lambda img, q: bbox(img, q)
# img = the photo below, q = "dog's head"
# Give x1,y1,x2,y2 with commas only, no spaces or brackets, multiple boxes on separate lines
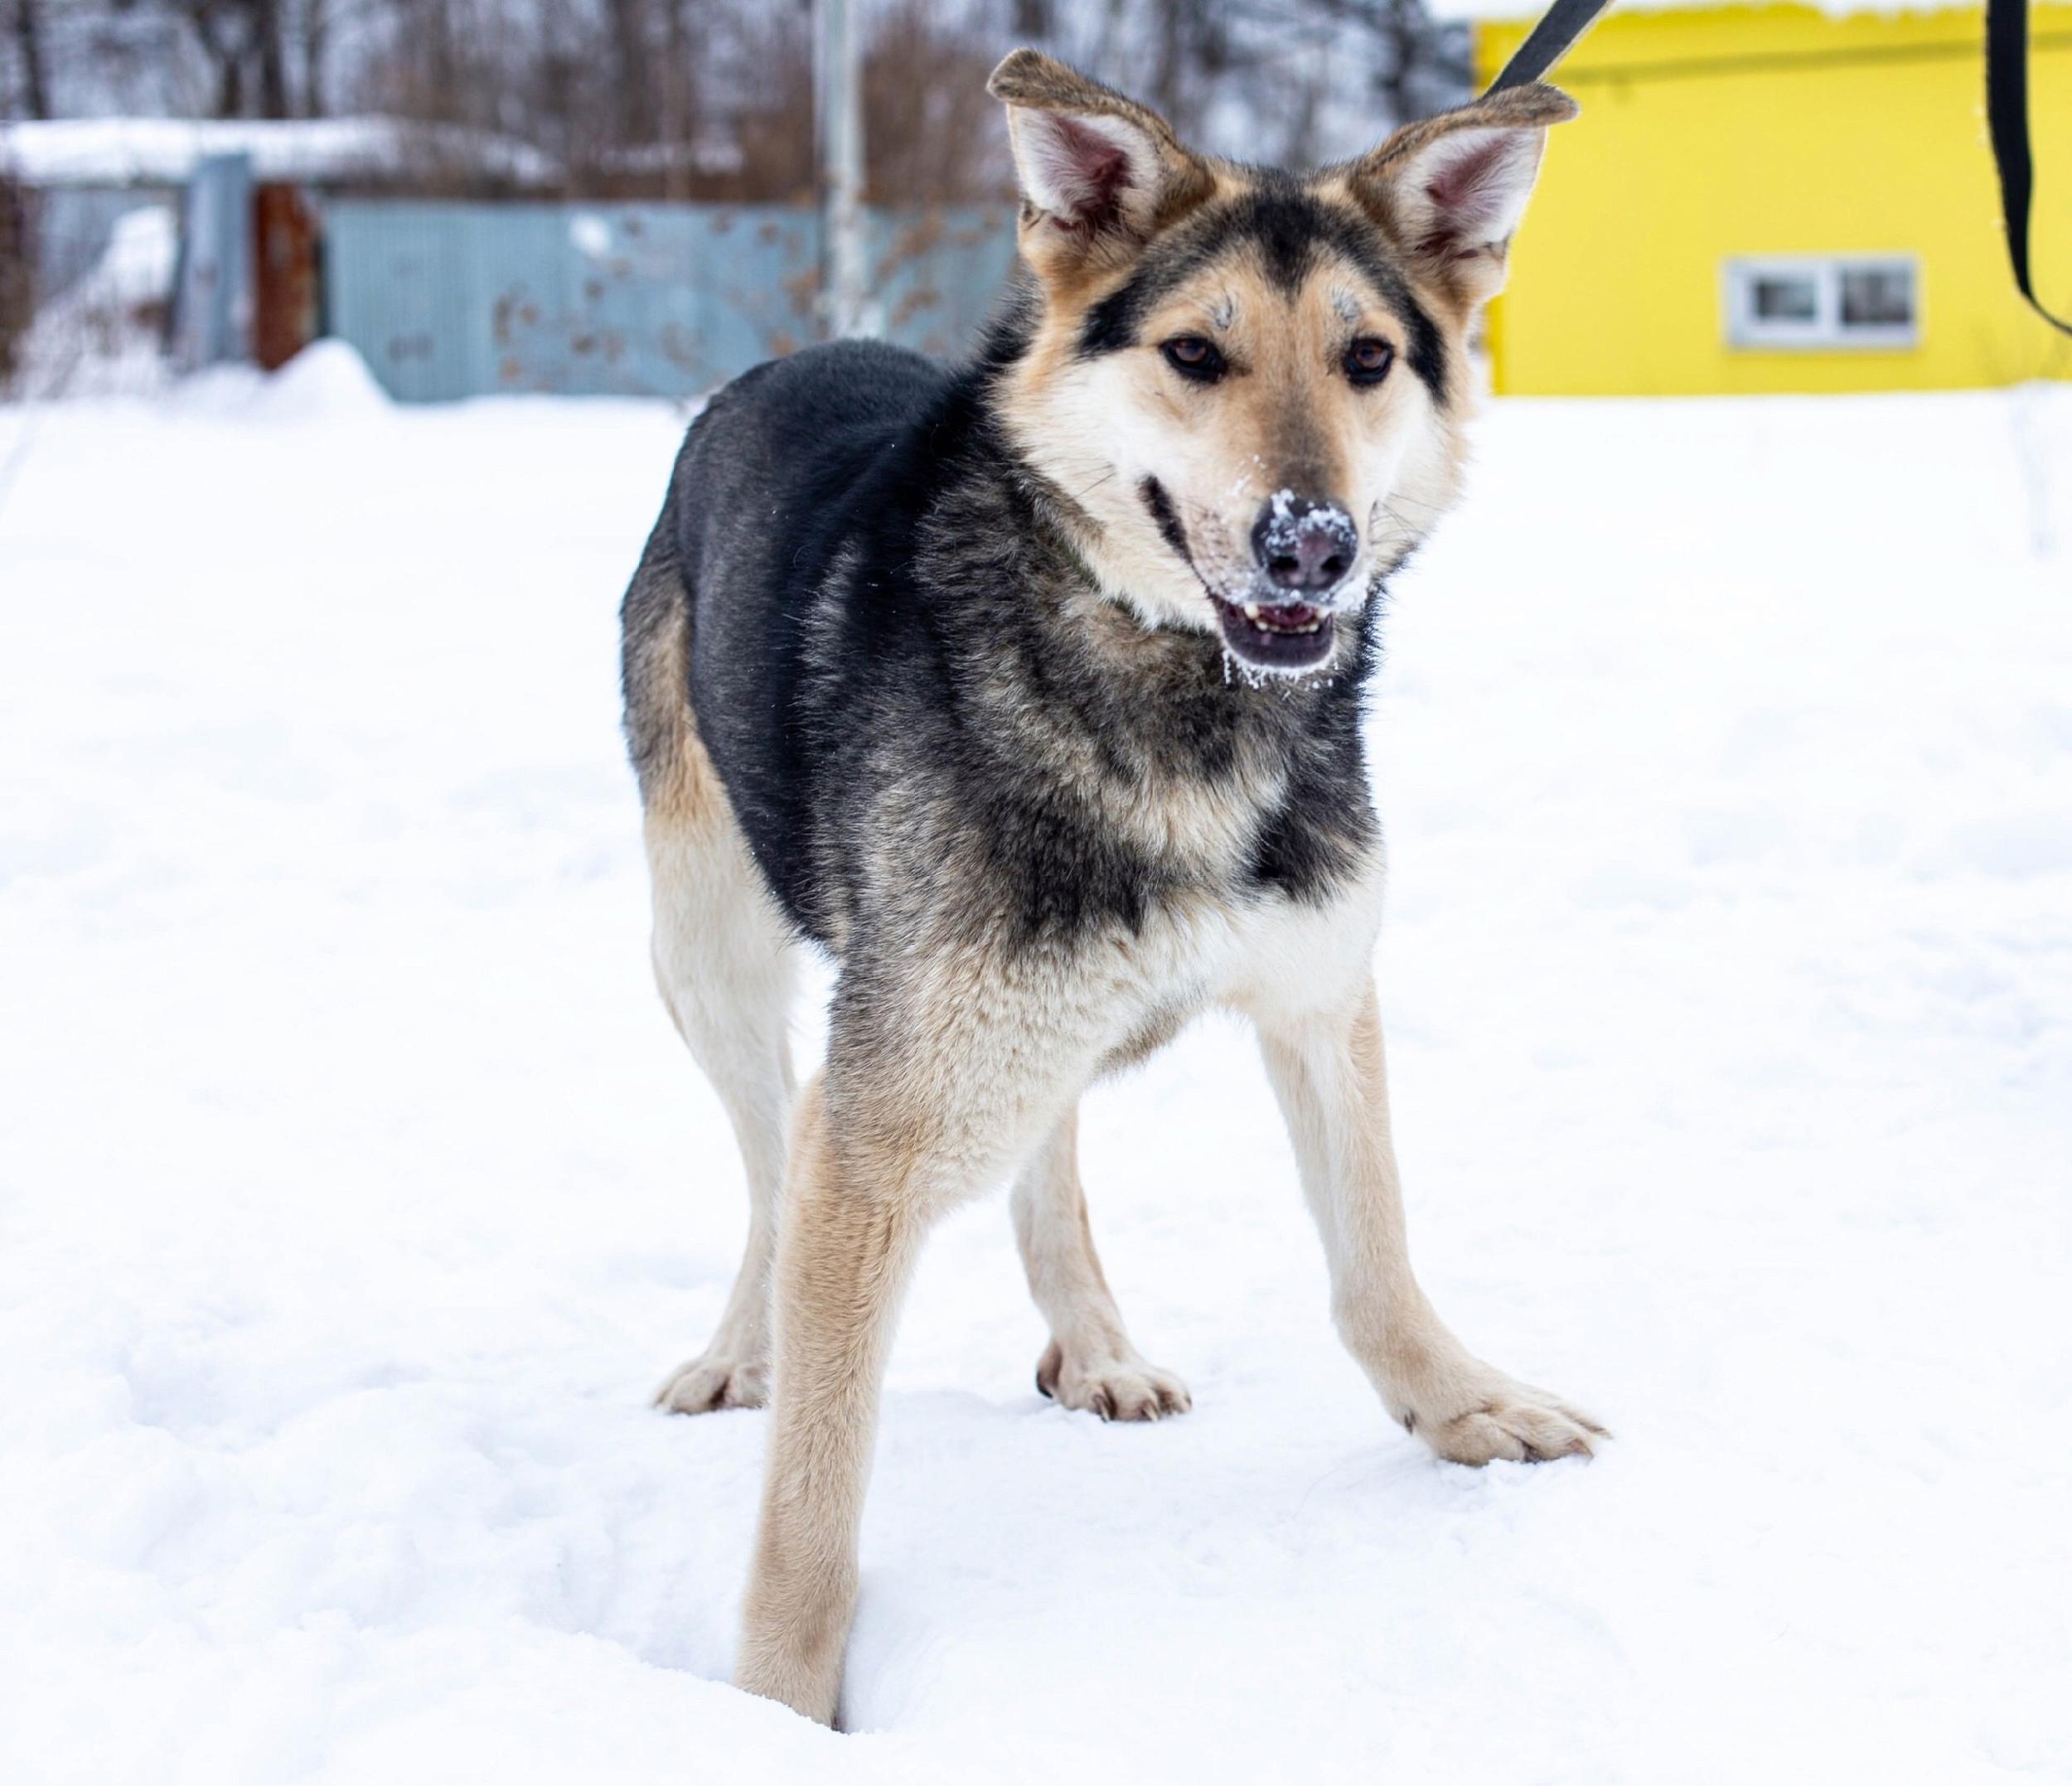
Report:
989,51,1576,677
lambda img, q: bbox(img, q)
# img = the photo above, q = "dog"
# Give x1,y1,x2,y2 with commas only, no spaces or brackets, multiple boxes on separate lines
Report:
620,49,1604,1725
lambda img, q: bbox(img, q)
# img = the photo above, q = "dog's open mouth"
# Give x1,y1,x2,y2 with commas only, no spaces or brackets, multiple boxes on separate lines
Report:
1212,597,1337,673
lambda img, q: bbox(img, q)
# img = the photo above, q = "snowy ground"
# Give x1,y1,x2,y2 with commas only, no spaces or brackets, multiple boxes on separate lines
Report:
3,348,2070,1784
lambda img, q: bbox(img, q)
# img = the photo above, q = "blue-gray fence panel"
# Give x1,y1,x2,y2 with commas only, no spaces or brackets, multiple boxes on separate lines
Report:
322,201,1020,401
168,155,252,374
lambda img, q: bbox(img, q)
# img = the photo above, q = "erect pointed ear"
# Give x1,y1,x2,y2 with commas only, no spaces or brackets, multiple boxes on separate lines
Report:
1349,83,1578,307
988,48,1214,282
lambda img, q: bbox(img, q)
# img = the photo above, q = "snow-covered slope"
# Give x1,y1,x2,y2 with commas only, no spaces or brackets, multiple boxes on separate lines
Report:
2,354,2068,1784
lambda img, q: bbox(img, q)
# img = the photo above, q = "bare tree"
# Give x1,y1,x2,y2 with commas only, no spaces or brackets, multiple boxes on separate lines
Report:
656,0,702,200
0,0,1458,198
605,0,657,148
1227,0,1469,129
10,0,50,118
861,0,1011,206
0,169,33,388
171,0,294,119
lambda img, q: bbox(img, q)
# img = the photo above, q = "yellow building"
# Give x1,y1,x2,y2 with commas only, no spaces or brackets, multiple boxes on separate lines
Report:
1453,0,2072,393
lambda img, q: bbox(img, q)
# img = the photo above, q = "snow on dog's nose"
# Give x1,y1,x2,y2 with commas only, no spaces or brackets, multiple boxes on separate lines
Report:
1251,494,1358,595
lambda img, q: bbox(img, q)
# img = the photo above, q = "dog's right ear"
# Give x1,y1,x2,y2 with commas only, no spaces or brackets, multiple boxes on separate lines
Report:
989,49,1213,282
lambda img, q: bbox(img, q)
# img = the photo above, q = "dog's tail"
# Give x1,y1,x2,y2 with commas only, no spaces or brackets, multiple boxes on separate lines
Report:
619,515,696,811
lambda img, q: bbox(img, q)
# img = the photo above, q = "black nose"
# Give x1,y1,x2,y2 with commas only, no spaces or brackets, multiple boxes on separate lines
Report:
1251,496,1358,593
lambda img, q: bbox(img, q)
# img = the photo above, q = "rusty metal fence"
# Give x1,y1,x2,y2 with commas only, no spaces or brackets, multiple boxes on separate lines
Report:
322,201,1019,401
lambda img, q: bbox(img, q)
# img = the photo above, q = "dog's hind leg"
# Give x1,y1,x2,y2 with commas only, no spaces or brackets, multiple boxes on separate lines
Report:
627,545,797,1415
644,757,796,1414
1014,1105,1190,1421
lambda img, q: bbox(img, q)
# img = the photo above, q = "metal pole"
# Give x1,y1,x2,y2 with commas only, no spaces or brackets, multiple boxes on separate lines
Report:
814,0,875,339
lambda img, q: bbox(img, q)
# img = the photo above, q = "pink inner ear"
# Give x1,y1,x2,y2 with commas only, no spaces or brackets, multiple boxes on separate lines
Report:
1420,133,1529,255
1034,114,1136,231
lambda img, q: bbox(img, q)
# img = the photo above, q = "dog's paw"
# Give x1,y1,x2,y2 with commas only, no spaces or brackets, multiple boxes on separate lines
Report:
1035,1338,1192,1421
654,1350,769,1415
1407,1371,1607,1465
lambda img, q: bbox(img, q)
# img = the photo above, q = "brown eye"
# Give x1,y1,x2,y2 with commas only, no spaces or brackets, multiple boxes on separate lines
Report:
1345,337,1395,385
1161,336,1227,382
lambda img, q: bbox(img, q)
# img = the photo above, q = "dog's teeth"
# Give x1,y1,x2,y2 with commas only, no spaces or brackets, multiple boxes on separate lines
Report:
1243,603,1261,620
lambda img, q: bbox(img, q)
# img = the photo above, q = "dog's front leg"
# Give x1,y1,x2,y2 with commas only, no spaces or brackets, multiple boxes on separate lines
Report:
733,988,1087,1725
1014,1106,1191,1421
732,1069,926,1724
1257,982,1606,1464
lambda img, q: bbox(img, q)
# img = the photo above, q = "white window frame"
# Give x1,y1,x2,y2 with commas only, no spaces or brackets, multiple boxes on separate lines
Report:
1723,255,1921,351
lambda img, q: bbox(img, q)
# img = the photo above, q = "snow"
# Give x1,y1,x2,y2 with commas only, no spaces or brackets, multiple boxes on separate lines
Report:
241,339,396,421
2,352,2070,1784
0,116,555,190
8,202,178,403
76,203,178,309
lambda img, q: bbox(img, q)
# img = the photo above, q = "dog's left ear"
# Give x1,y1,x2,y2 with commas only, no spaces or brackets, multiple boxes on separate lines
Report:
1348,83,1578,307
989,48,1214,282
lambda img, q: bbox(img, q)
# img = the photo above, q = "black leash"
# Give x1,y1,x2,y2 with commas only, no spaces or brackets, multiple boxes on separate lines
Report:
1486,0,2070,337
1985,0,2072,335
1485,0,1612,90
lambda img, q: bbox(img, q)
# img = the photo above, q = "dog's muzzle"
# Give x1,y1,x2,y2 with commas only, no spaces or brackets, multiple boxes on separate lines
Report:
1214,496,1359,673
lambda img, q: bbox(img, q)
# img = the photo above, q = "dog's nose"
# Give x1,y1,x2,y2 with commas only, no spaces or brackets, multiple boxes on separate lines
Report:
1251,496,1358,593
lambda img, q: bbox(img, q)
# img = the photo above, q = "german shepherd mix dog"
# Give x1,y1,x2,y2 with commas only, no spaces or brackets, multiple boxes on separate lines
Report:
621,50,1604,1724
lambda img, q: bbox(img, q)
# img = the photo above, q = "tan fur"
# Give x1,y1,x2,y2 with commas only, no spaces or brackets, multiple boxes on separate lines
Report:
986,48,1219,284
1341,85,1580,311
1015,1107,1191,1421
1251,982,1608,1464
963,590,1291,871
638,578,797,1415
986,74,1581,646
632,54,1597,1729
733,1073,922,1725
717,849,1600,1722
734,957,1116,1725
997,178,1474,654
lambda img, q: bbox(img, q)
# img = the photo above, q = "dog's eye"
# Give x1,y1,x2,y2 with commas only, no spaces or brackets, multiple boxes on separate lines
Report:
1344,337,1396,386
1161,336,1227,383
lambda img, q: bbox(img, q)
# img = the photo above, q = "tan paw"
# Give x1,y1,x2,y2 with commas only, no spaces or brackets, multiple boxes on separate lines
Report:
654,1350,769,1414
1408,1373,1608,1465
1035,1338,1192,1421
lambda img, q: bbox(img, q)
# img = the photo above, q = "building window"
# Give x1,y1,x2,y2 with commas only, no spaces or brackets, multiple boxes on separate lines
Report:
1724,257,1920,350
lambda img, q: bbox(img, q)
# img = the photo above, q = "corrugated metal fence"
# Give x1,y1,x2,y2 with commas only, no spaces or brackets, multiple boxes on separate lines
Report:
324,201,1019,401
